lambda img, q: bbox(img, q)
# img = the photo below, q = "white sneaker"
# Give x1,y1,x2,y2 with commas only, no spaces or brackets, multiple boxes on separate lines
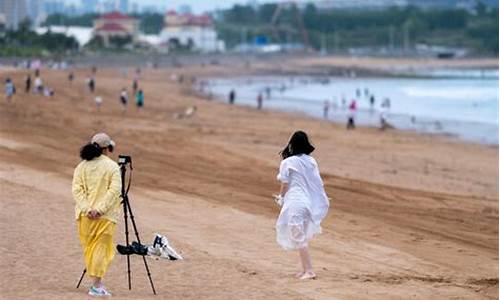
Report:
88,286,112,297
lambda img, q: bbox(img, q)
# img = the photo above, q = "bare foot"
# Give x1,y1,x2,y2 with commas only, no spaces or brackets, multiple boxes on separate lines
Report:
294,271,304,278
299,271,316,280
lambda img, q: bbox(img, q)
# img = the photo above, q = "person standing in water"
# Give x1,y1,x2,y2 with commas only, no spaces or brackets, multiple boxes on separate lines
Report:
347,99,357,129
275,131,329,280
228,89,235,105
323,100,330,119
257,93,263,110
369,95,375,111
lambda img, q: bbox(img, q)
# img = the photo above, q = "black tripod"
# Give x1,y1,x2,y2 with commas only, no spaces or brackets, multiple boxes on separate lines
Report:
76,155,156,295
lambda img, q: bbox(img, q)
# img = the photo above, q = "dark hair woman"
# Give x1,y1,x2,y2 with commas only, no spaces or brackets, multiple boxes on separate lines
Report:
72,133,121,296
275,130,329,280
280,130,315,159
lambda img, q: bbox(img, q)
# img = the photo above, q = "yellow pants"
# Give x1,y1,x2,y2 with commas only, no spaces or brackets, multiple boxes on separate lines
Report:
78,216,116,278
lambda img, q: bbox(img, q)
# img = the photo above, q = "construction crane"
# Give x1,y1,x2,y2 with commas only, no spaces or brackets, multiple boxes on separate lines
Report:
270,1,311,50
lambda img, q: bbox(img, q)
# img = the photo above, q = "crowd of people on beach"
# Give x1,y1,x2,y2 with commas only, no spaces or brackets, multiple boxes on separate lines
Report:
216,80,393,131
3,64,148,113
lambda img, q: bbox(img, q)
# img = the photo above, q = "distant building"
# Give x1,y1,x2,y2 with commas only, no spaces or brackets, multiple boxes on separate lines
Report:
93,11,138,46
26,0,43,26
159,10,225,52
0,13,5,31
0,0,28,30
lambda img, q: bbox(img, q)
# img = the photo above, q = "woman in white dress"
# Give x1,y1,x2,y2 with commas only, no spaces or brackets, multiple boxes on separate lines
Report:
275,131,329,279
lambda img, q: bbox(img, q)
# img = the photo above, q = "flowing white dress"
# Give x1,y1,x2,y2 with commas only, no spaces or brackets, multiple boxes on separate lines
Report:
276,154,329,250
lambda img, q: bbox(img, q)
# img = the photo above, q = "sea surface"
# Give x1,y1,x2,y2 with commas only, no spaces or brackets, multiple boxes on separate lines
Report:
204,73,499,145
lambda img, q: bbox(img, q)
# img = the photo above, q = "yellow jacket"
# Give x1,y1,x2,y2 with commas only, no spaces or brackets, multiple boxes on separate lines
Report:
72,155,121,223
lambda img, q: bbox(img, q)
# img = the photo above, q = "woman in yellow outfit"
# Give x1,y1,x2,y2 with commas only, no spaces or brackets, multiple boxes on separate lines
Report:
72,133,121,297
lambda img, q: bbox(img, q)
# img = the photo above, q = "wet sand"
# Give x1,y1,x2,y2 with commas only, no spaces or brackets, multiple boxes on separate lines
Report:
0,64,498,299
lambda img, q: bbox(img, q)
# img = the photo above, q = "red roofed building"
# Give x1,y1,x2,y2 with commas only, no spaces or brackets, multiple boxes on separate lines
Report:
93,11,138,46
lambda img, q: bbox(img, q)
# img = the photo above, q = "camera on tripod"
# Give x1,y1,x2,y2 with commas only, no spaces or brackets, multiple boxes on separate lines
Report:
118,155,132,165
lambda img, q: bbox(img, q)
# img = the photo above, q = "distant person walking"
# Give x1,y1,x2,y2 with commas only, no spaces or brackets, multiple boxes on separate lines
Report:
25,74,31,93
135,89,144,109
68,71,75,84
228,89,235,105
94,96,102,111
72,133,120,297
347,99,357,129
323,100,330,119
119,88,128,112
257,93,263,110
34,75,43,94
5,78,15,102
275,131,329,280
132,78,138,94
88,76,96,93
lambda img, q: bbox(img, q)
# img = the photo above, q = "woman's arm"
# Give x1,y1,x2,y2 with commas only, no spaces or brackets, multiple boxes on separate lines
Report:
279,182,289,197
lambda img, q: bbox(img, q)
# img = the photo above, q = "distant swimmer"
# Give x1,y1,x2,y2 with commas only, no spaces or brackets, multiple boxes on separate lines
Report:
228,89,235,105
25,74,31,93
347,99,357,129
4,78,16,102
257,93,263,110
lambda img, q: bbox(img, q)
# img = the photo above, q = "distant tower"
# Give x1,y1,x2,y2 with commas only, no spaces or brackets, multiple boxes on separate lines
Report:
119,0,128,13
0,0,28,30
27,0,42,27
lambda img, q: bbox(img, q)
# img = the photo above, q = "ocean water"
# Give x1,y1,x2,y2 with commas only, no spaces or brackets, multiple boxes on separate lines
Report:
205,75,499,145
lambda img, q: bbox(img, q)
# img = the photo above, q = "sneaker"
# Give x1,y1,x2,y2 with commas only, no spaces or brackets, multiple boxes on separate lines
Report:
88,285,112,297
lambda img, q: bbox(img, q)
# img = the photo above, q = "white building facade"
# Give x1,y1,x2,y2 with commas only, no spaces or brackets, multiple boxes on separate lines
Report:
159,11,224,53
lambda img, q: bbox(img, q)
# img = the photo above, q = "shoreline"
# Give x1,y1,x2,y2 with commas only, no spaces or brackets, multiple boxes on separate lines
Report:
195,73,498,146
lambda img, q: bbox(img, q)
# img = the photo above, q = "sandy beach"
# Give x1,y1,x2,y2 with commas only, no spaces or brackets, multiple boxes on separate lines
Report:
0,61,498,299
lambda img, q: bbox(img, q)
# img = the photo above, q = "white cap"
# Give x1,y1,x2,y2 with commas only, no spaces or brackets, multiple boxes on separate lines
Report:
91,132,115,148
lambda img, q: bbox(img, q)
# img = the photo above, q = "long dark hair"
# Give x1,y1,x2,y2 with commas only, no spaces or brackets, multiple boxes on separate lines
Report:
280,130,315,159
80,143,102,160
